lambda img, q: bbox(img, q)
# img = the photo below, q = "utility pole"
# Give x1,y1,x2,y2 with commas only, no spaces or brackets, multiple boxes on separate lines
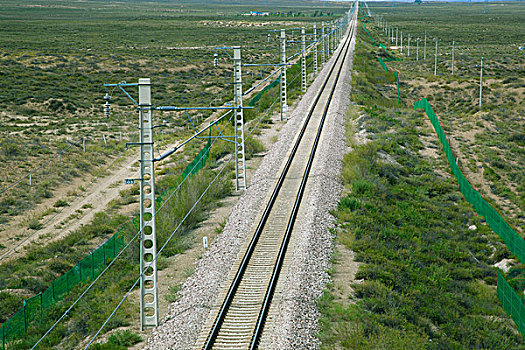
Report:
416,38,419,61
313,24,318,76
321,22,326,66
396,27,398,47
301,27,306,93
233,47,246,191
479,56,483,107
280,29,287,121
434,38,438,76
138,78,159,330
407,35,411,57
451,40,455,75
424,30,427,60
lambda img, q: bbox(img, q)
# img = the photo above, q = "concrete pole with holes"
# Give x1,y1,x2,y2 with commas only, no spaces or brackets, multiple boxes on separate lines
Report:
313,24,318,76
424,31,427,60
280,29,287,121
328,21,332,55
139,78,159,330
301,27,306,93
233,47,246,191
321,22,326,66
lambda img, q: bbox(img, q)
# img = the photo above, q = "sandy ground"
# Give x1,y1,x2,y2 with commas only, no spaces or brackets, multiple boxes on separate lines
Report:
0,142,184,262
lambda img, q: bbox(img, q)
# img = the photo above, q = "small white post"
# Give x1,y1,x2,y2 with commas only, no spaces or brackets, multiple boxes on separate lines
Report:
103,134,107,146
434,38,438,76
29,174,32,187
479,56,483,107
83,137,86,152
451,40,455,75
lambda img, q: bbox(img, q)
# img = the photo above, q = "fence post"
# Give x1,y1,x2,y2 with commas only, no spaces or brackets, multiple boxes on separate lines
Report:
23,300,27,333
40,292,43,322
91,253,95,280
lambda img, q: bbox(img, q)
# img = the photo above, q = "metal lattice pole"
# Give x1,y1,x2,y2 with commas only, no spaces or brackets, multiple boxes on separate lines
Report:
233,47,246,191
301,27,306,93
313,24,318,76
280,29,287,121
321,22,326,66
139,78,159,330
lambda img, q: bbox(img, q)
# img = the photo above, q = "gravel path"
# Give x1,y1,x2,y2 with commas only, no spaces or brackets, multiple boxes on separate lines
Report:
145,17,356,350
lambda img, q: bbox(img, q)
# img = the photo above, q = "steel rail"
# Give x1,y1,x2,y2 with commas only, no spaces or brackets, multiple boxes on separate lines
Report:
202,10,356,350
250,18,356,350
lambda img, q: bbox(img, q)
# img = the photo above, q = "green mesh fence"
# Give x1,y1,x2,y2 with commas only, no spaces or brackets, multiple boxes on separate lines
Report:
395,72,400,105
414,98,525,335
0,231,125,348
378,57,388,72
248,78,280,107
498,270,525,335
0,137,213,349
414,98,524,262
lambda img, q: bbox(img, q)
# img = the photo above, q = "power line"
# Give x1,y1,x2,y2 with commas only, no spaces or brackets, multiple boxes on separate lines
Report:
30,111,236,349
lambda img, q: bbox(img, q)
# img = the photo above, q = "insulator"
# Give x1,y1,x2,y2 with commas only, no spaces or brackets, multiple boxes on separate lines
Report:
103,93,111,118
104,101,111,118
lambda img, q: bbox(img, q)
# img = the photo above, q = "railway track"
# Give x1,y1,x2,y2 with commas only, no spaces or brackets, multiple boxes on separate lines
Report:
196,6,357,350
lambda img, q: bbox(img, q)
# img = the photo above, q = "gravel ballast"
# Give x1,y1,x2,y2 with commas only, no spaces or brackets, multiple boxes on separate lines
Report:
145,18,356,350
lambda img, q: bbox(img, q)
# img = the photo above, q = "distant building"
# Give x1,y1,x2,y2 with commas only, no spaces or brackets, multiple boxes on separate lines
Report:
242,11,270,16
